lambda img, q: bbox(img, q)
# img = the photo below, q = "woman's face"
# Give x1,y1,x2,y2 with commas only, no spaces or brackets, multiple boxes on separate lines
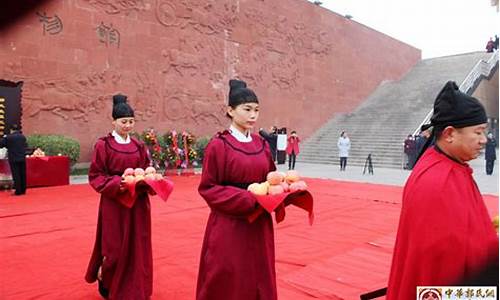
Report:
112,117,135,136
227,103,259,132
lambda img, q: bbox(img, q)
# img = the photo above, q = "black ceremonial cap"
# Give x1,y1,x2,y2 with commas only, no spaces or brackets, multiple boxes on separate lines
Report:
422,81,487,131
228,79,258,107
112,94,134,119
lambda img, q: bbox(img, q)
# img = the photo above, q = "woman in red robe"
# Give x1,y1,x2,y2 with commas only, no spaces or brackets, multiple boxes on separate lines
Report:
85,94,153,300
197,80,277,300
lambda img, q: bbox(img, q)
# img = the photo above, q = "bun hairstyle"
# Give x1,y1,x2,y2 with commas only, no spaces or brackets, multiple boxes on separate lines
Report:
112,94,134,120
228,79,258,108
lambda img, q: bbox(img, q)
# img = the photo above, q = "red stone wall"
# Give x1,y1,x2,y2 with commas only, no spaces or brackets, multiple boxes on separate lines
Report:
0,0,421,162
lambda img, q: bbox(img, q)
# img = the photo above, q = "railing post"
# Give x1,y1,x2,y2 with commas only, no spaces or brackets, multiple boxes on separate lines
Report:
412,50,498,136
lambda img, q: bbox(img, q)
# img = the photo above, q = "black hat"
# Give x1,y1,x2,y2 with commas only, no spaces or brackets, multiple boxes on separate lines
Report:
421,81,487,131
228,79,258,107
112,94,134,119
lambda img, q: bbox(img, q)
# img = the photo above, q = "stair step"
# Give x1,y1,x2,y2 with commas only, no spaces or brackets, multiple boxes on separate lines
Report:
299,52,492,168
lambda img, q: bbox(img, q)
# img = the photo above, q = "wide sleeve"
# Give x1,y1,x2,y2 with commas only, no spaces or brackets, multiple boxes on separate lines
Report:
88,140,125,203
259,129,271,140
266,142,277,172
198,138,258,216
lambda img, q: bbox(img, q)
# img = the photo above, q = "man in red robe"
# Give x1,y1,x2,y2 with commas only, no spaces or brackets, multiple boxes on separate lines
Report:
387,81,499,300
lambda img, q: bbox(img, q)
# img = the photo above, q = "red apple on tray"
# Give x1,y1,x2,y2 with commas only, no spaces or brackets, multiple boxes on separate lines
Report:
289,180,307,192
284,170,300,184
120,166,174,206
246,170,313,225
123,168,134,176
122,167,165,183
247,170,307,196
266,171,284,185
247,182,268,196
268,184,285,195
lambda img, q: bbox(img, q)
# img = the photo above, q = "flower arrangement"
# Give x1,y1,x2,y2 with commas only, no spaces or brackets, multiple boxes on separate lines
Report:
163,130,182,169
140,129,164,168
133,129,202,171
178,131,197,168
161,130,199,169
141,128,159,146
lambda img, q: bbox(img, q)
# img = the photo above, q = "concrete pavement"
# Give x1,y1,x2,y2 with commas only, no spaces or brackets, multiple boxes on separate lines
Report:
278,152,498,195
71,153,499,195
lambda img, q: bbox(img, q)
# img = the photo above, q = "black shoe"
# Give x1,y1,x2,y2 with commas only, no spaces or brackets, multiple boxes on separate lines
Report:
98,280,109,299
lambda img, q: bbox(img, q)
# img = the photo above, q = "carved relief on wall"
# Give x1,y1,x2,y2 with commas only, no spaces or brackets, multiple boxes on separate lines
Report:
235,46,300,91
81,0,148,15
240,9,332,58
159,88,226,129
160,36,224,85
155,0,238,35
290,22,332,57
21,69,121,122
131,71,161,122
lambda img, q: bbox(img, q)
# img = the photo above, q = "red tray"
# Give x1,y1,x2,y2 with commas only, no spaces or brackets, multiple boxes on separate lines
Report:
121,178,174,208
248,190,314,225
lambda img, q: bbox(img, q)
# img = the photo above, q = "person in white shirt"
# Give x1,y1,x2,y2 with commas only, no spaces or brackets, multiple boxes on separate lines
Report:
337,131,351,171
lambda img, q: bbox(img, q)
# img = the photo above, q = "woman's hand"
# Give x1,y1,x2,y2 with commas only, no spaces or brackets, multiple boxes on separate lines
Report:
119,178,128,193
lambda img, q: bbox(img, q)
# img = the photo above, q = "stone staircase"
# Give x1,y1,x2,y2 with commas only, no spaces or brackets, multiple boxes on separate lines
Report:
298,51,495,169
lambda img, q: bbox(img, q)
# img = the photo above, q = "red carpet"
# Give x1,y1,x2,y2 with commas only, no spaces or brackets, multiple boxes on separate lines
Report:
0,176,497,299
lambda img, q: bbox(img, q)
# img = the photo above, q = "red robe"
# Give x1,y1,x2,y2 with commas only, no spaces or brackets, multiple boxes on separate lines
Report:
286,136,300,155
197,131,277,300
387,147,499,300
85,134,153,300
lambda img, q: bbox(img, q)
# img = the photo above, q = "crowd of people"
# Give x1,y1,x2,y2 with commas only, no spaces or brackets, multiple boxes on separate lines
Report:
403,129,431,170
258,126,301,170
1,78,497,300
404,127,496,175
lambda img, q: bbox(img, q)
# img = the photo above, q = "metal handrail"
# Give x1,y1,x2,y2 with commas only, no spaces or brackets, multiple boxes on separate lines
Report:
411,50,499,137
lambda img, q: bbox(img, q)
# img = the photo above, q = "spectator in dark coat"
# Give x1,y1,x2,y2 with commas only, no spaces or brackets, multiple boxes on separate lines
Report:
414,129,432,166
259,126,278,161
486,38,495,53
0,124,27,195
403,134,416,169
485,132,496,175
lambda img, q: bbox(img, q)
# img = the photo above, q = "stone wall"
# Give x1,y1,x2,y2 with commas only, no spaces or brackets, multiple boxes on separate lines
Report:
0,0,421,161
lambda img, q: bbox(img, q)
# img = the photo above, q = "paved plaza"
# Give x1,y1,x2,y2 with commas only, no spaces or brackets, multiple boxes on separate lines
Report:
71,152,499,195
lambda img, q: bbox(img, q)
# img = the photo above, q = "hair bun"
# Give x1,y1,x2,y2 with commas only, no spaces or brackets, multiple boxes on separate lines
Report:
229,79,247,91
113,94,128,106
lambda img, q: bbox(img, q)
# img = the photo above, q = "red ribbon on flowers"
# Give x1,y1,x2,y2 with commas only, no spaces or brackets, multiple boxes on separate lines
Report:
171,130,181,168
183,131,190,167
